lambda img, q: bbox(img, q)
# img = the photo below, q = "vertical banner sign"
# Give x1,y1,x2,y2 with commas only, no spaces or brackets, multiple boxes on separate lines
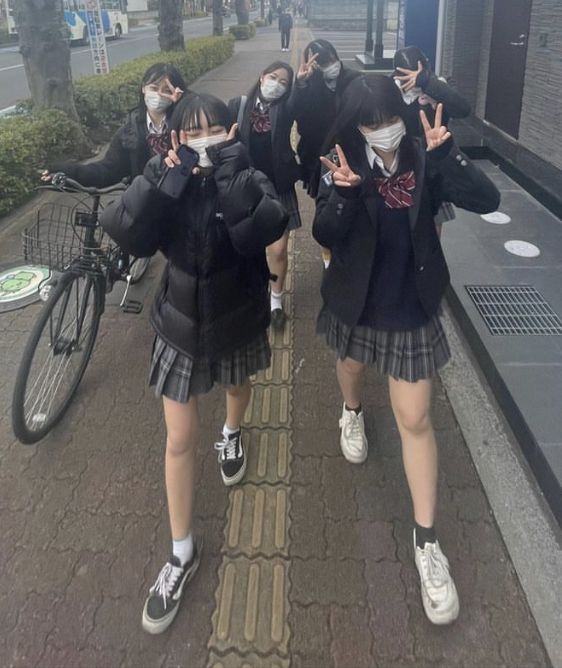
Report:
84,0,110,75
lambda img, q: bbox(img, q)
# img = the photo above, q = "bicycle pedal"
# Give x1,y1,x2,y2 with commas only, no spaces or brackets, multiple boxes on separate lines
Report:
122,299,143,314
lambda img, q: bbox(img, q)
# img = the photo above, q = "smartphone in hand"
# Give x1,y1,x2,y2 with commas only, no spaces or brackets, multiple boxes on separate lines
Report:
158,145,199,199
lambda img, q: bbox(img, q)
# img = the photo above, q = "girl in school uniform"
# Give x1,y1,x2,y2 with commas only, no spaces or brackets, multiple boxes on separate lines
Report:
313,74,499,625
229,61,301,329
101,93,287,634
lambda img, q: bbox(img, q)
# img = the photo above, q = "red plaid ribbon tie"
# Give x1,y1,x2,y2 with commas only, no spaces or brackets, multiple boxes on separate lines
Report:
375,170,416,209
146,131,170,157
250,109,272,134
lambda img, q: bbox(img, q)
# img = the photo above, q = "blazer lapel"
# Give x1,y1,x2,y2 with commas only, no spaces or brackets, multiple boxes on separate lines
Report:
269,103,279,145
408,142,426,230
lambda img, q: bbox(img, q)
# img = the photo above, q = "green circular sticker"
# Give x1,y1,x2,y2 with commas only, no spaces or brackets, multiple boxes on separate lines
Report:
0,265,51,312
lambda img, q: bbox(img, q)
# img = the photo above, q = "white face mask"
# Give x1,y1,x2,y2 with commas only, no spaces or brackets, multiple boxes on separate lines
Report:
360,119,406,153
260,78,287,101
144,91,172,113
187,133,228,168
322,61,341,81
394,78,421,105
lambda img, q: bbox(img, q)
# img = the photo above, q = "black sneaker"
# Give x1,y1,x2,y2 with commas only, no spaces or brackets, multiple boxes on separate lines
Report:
271,308,287,330
215,431,246,486
142,538,201,634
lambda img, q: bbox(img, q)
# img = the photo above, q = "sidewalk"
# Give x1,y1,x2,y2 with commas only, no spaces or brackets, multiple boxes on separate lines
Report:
0,21,556,668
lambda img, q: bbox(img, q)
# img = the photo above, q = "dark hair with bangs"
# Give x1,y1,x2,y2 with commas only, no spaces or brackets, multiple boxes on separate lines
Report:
323,74,408,156
247,61,294,105
304,39,339,67
170,93,233,134
138,63,187,116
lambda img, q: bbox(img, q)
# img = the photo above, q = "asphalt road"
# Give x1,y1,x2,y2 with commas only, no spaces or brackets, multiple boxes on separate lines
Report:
0,12,257,111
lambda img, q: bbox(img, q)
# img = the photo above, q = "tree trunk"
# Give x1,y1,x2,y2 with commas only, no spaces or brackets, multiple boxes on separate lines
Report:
260,0,264,19
159,0,185,51
212,0,223,35
235,0,249,25
16,0,79,120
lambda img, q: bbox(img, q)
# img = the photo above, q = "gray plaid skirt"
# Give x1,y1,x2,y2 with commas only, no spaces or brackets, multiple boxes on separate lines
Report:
149,332,271,403
279,187,302,231
317,307,451,383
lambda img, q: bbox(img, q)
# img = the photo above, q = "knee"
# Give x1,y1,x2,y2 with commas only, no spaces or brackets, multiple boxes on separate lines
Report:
339,357,365,377
225,382,249,399
166,429,196,457
394,406,431,436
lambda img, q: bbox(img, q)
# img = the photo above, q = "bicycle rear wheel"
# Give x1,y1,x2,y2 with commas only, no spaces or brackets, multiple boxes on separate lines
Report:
12,271,102,444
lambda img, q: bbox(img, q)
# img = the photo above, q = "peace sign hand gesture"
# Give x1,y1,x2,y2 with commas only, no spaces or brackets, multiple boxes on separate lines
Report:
159,77,184,104
319,144,362,188
420,103,452,152
297,52,318,81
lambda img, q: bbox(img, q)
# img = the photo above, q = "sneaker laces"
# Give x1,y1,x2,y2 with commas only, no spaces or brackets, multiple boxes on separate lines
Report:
342,411,363,445
419,544,449,589
153,561,183,610
215,434,238,461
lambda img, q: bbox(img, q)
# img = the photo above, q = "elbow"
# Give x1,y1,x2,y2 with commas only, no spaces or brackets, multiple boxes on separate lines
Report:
475,184,501,214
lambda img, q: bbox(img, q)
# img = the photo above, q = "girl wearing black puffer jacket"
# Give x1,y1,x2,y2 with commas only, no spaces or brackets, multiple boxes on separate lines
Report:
101,94,287,635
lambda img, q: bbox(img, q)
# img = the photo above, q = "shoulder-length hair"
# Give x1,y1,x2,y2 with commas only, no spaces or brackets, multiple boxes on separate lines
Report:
138,63,187,117
170,93,233,134
247,61,294,106
324,74,410,159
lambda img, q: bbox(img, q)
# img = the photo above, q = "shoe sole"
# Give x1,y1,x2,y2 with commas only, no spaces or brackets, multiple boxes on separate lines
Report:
340,447,368,464
221,454,247,487
141,542,202,634
421,588,460,625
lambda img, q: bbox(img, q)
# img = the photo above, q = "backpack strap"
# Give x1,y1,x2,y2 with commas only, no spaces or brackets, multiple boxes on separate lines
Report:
237,95,248,127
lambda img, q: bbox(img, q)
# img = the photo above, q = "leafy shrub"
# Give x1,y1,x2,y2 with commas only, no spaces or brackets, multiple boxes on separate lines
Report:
254,18,266,27
0,110,88,217
229,23,256,40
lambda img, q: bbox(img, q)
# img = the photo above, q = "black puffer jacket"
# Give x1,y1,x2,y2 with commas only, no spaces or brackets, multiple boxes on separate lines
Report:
51,109,155,187
100,140,288,360
313,137,500,327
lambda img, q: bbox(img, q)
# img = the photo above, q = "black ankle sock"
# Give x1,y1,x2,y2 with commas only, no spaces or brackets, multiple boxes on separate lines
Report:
415,522,436,548
345,403,362,415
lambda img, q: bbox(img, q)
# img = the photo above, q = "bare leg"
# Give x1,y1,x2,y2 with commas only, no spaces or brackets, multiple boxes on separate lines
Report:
336,357,366,410
162,396,199,540
388,377,438,527
225,380,252,430
267,231,289,297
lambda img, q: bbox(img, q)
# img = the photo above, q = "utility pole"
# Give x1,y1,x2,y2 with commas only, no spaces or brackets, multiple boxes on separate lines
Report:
374,0,384,63
365,0,373,54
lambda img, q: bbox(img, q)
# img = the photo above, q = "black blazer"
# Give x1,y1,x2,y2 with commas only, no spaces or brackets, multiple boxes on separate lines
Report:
312,137,500,327
101,140,287,360
228,94,300,195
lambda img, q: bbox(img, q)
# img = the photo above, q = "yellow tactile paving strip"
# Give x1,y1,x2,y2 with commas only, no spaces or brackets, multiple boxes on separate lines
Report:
207,225,296,664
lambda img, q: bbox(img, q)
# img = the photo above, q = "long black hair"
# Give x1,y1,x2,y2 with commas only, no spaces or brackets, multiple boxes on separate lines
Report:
393,46,430,77
324,74,411,163
247,61,294,106
138,63,187,117
170,93,233,134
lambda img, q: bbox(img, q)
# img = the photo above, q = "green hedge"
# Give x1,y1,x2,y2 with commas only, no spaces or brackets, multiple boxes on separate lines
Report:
0,35,235,217
254,18,266,27
0,110,88,217
75,35,235,133
229,23,256,40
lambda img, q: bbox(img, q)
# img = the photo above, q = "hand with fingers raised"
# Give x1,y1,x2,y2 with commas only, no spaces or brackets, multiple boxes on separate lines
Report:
319,144,362,188
394,60,424,92
420,104,451,152
297,52,319,81
160,77,184,105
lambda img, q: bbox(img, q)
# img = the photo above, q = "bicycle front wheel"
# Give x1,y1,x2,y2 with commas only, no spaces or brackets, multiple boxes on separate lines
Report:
12,271,103,444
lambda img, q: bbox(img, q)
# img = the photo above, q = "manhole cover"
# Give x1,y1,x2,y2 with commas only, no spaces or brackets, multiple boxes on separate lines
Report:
465,285,562,335
0,265,51,313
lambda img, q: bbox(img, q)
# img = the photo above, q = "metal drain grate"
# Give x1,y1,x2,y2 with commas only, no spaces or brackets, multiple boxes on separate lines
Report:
465,285,562,335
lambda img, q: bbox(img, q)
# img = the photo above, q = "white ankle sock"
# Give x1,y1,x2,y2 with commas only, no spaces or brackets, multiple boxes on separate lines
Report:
323,258,330,269
223,423,240,438
172,532,194,566
271,290,283,311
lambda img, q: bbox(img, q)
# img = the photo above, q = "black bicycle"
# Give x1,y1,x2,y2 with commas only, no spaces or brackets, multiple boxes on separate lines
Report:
12,174,149,444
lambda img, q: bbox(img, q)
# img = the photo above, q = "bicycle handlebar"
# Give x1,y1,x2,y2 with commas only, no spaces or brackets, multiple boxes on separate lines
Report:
40,173,128,196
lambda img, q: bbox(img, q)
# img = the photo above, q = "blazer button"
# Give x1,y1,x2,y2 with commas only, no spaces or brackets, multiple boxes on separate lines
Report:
461,159,468,167
419,265,425,272
456,154,462,162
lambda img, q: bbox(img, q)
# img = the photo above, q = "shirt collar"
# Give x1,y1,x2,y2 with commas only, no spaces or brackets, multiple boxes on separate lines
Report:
365,143,399,177
146,112,167,135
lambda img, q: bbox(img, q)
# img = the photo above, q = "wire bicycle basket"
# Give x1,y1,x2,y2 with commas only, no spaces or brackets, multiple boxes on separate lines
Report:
22,201,115,273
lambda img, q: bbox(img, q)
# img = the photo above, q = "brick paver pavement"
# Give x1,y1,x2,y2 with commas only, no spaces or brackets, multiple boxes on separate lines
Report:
0,21,553,668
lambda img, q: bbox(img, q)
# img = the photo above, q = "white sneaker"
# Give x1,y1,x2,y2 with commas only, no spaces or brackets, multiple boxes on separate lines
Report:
339,404,368,463
414,530,460,625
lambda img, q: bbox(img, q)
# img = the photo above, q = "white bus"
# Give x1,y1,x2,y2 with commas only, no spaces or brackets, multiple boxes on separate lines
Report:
3,0,128,43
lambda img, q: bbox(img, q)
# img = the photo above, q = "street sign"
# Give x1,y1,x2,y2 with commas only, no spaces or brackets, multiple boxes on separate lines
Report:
83,0,110,75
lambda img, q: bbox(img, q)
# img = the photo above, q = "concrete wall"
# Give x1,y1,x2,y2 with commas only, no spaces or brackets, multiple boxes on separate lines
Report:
441,0,562,172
